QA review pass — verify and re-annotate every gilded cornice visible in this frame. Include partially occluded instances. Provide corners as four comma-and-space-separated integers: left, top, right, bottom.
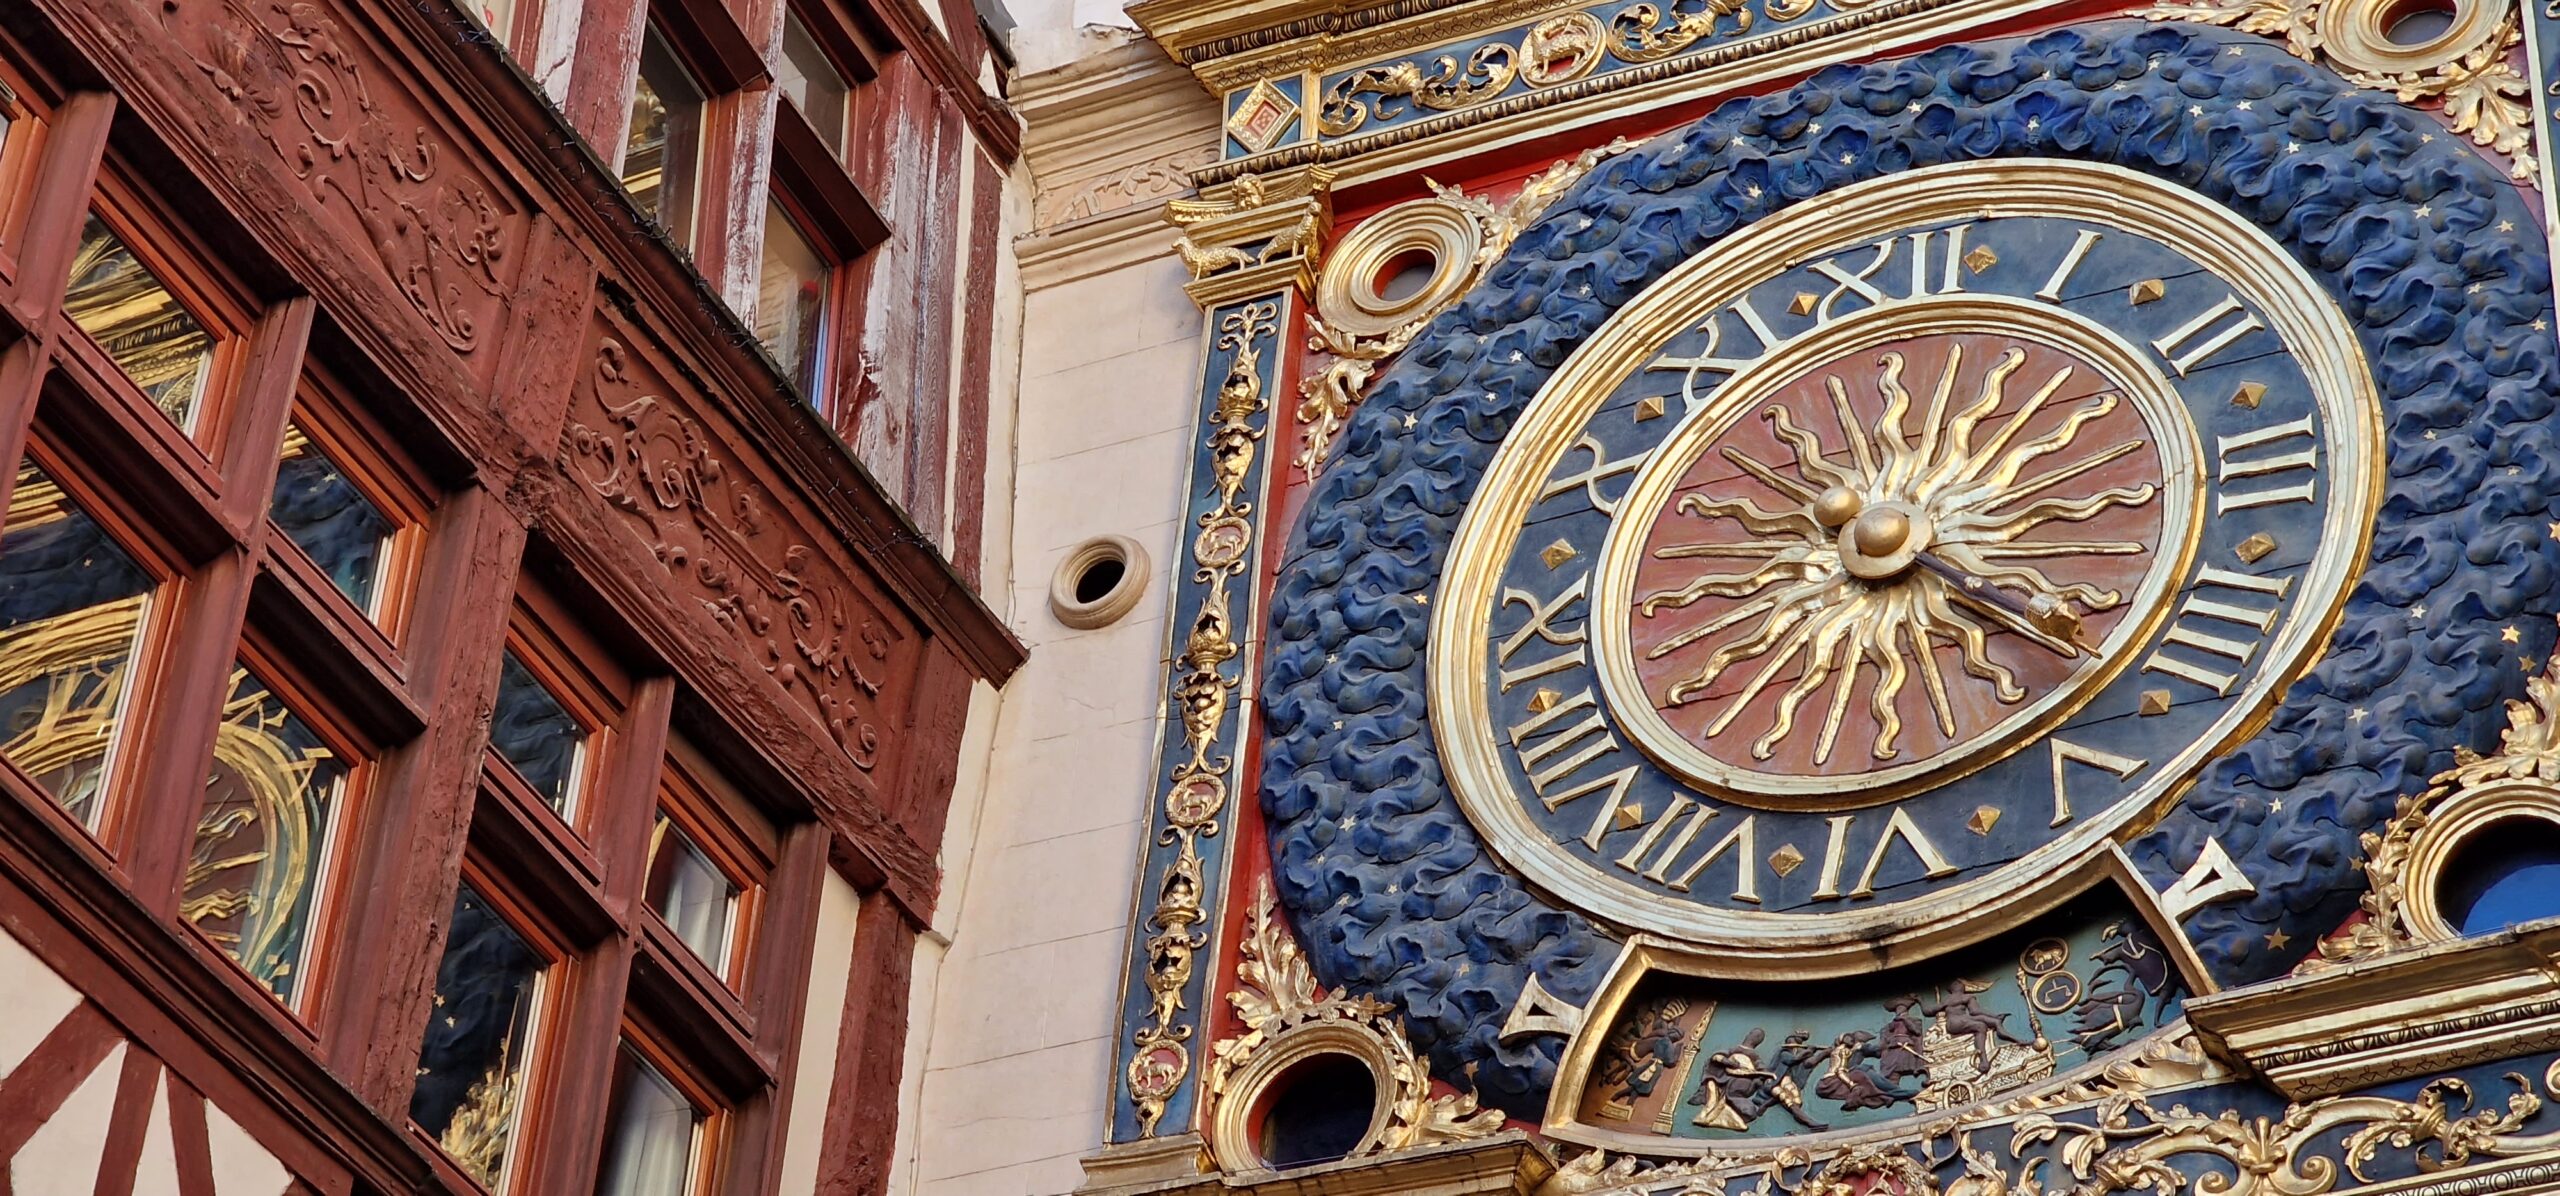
1178, 0, 2036, 191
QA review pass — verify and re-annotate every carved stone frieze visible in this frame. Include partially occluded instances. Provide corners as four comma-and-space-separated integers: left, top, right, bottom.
563, 326, 914, 772
153, 0, 524, 363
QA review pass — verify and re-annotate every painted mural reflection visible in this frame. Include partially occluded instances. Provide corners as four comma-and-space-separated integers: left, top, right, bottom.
412, 883, 545, 1188
182, 664, 350, 1006
1565, 893, 2188, 1143
0, 456, 152, 825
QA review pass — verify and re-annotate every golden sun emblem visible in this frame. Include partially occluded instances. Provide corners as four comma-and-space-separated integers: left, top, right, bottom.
1629, 336, 2165, 768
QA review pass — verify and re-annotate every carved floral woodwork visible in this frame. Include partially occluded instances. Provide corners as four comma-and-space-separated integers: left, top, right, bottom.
564, 328, 912, 773
151, 0, 524, 365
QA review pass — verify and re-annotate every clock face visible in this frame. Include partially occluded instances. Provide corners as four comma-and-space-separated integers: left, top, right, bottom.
1428, 161, 2380, 956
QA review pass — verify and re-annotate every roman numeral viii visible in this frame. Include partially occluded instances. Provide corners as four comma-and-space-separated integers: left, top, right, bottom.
2141, 566, 2295, 695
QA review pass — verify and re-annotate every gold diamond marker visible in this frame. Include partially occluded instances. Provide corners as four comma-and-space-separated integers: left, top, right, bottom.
1615, 804, 1645, 831
1527, 688, 1561, 714
2232, 381, 2267, 409
2139, 689, 2173, 716
1541, 539, 1578, 569
1769, 844, 1806, 876
2130, 278, 2167, 305
1967, 805, 2002, 836
1963, 245, 1999, 274
1790, 292, 1820, 316
2235, 532, 2277, 563
1634, 395, 1666, 422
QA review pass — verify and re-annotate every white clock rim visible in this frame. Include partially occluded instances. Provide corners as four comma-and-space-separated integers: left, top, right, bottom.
1425, 159, 2383, 962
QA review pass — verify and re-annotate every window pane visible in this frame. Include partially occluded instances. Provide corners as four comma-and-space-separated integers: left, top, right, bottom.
755, 201, 827, 398
646, 816, 737, 973
187, 665, 348, 1005
0, 457, 151, 825
622, 33, 704, 248
776, 11, 848, 153
413, 884, 544, 1189
596, 1048, 702, 1196
490, 650, 585, 812
270, 426, 396, 616
64, 213, 215, 432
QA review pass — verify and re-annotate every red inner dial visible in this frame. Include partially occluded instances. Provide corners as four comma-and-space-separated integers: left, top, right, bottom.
1625, 332, 2168, 779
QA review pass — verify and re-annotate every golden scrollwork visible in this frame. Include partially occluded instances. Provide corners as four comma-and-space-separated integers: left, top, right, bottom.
2147, 0, 2536, 182
2301, 619, 2560, 972
1317, 45, 1520, 137
1299, 139, 1637, 477
1545, 1052, 2560, 1196
1130, 302, 1281, 1140
1205, 881, 1508, 1171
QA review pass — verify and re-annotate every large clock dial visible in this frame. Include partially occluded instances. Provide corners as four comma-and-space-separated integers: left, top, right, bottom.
1428, 161, 2380, 959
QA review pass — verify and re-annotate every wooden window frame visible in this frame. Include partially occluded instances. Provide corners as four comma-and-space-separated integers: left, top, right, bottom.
0, 58, 52, 282
651, 736, 777, 996
411, 852, 577, 1195
270, 363, 436, 648
0, 427, 179, 850
608, 1019, 732, 1196
485, 583, 630, 856
184, 631, 383, 1030
64, 169, 260, 455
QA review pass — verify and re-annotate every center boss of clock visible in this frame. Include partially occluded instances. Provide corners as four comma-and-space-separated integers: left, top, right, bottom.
1428, 162, 2379, 958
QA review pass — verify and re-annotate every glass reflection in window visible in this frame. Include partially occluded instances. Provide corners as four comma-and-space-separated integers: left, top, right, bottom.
622, 31, 705, 248
187, 665, 348, 1005
271, 425, 397, 617
0, 457, 152, 825
413, 883, 544, 1189
595, 1047, 704, 1196
646, 815, 738, 974
491, 650, 585, 812
755, 200, 828, 398
64, 213, 215, 432
776, 10, 850, 154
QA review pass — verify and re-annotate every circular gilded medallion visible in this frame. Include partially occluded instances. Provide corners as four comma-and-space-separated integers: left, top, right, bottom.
1428, 160, 2378, 959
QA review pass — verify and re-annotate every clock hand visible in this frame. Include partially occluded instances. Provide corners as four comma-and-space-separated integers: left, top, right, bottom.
1910, 549, 2097, 659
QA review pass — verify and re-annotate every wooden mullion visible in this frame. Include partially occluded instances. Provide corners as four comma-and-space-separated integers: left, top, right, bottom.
0, 87, 110, 336
318, 488, 532, 1113
812, 890, 916, 1196
559, 0, 652, 160
516, 933, 637, 1195
211, 296, 314, 521
0, 338, 42, 517
109, 552, 256, 903
599, 676, 679, 901
732, 821, 824, 1196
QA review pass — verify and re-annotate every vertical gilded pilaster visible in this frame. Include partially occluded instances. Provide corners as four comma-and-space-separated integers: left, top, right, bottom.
1097, 169, 1331, 1168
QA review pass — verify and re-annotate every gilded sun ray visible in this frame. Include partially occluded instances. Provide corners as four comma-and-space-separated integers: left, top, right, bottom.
1631, 339, 2162, 764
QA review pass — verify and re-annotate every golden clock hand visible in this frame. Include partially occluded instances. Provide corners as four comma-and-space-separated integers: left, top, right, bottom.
1911, 549, 2096, 659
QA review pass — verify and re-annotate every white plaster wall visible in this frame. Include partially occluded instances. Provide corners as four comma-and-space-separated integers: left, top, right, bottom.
894, 166, 1206, 1195
1005, 0, 1142, 80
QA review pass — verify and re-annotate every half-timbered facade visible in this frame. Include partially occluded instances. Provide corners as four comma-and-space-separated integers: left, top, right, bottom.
0, 0, 1023, 1186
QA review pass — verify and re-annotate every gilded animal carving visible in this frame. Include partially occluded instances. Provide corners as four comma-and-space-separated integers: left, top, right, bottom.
1317, 44, 1519, 136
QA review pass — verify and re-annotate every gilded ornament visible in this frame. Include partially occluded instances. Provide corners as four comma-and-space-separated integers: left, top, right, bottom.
1225, 78, 1303, 155
1126, 299, 1281, 1138
1607, 0, 1753, 65
1317, 45, 1520, 137
1299, 140, 1637, 476
2302, 622, 2560, 972
1522, 12, 1609, 86
2148, 0, 2538, 182
1205, 883, 1507, 1170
